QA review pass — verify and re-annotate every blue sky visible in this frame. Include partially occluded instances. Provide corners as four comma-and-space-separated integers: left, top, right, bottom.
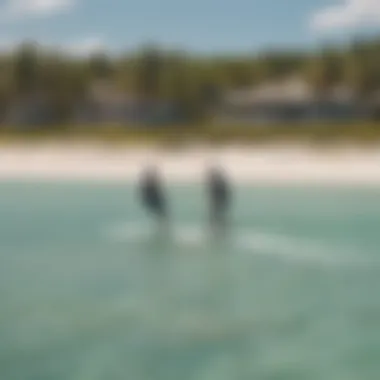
0, 0, 379, 54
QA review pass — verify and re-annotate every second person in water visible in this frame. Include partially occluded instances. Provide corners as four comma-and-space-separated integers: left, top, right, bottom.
206, 167, 231, 231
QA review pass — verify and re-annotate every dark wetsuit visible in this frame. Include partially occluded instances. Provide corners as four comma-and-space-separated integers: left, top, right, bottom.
208, 170, 231, 228
140, 171, 167, 220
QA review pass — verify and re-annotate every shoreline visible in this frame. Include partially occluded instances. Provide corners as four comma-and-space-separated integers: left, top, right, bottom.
0, 143, 380, 186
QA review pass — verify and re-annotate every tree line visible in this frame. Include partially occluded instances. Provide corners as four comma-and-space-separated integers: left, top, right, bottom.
1, 37, 380, 124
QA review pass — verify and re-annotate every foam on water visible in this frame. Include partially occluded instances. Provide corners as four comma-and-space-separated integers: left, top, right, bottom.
102, 221, 377, 266
104, 221, 150, 242
237, 230, 341, 264
104, 221, 208, 248
237, 229, 380, 267
175, 225, 206, 246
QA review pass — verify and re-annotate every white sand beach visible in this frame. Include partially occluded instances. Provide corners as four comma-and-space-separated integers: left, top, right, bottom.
0, 143, 380, 185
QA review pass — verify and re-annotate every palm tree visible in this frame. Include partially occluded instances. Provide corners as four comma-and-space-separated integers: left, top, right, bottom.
304, 48, 341, 99
12, 41, 40, 96
134, 44, 163, 100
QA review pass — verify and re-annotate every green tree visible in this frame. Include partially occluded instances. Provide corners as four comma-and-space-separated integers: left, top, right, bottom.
88, 52, 113, 80
344, 41, 377, 100
304, 49, 342, 98
12, 42, 40, 95
133, 44, 163, 100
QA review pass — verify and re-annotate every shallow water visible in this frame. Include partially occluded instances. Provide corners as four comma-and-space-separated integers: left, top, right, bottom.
0, 182, 380, 380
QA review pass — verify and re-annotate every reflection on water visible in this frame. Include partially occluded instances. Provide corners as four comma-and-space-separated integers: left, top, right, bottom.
1, 226, 258, 379
2, 220, 380, 379
1, 184, 380, 379
120, 226, 253, 380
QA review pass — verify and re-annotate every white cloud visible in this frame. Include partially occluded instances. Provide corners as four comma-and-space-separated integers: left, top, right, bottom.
0, 36, 106, 57
0, 38, 18, 52
311, 0, 380, 32
62, 37, 105, 56
1, 0, 75, 21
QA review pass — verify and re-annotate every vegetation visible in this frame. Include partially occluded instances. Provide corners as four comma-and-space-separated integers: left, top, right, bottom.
0, 37, 380, 142
1, 122, 380, 147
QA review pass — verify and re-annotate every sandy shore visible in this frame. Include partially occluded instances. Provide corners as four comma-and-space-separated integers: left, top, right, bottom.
0, 143, 380, 185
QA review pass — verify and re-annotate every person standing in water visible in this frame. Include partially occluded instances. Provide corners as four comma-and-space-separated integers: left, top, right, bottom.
207, 166, 231, 231
139, 166, 168, 226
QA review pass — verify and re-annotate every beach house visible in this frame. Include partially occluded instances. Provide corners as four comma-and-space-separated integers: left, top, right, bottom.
74, 80, 186, 126
214, 77, 367, 124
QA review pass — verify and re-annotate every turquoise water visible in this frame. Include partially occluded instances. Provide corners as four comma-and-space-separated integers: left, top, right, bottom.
1, 182, 380, 380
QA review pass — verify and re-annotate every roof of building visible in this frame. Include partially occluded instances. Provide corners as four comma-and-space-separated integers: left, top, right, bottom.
224, 76, 314, 105
223, 77, 358, 106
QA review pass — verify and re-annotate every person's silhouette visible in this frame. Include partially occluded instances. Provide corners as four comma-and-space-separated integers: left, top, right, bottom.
207, 166, 231, 231
139, 167, 168, 224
